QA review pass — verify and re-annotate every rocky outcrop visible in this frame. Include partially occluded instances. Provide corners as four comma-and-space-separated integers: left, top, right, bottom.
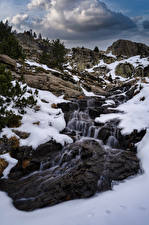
107, 40, 149, 57
71, 47, 101, 71
0, 54, 17, 69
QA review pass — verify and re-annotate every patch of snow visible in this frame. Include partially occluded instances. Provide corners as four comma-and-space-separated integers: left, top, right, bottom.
105, 52, 117, 59
25, 60, 61, 74
0, 154, 18, 178
102, 99, 115, 106
81, 86, 96, 97
64, 62, 73, 70
73, 75, 80, 82
85, 67, 94, 73
16, 63, 21, 68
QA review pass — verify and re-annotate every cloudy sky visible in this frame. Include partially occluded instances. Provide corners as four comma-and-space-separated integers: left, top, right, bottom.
0, 0, 149, 49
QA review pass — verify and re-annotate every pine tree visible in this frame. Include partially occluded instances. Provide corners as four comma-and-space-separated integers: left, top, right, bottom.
94, 46, 99, 53
0, 21, 25, 59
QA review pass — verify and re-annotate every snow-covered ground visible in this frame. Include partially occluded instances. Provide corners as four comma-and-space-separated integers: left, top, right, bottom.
1, 80, 149, 225
0, 82, 72, 149
95, 81, 149, 134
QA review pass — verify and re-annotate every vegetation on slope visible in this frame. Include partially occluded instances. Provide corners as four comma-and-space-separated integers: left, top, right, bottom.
0, 21, 25, 59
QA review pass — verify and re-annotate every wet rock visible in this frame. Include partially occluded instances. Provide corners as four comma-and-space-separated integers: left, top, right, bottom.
0, 139, 140, 211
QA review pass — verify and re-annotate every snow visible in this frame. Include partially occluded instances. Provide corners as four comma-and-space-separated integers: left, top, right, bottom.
64, 62, 73, 70
0, 154, 18, 178
81, 86, 96, 97
25, 60, 61, 74
95, 82, 149, 134
0, 83, 73, 149
104, 52, 117, 59
73, 75, 80, 82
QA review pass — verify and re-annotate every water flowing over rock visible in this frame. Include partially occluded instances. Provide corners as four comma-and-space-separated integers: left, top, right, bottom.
0, 83, 145, 211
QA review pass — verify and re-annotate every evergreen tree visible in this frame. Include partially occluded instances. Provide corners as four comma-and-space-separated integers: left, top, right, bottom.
38, 33, 42, 40
40, 39, 66, 69
94, 46, 99, 53
33, 32, 37, 39
0, 20, 25, 59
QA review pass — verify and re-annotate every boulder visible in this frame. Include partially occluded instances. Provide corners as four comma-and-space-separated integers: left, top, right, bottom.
24, 73, 82, 98
0, 54, 17, 69
115, 63, 135, 78
107, 39, 149, 57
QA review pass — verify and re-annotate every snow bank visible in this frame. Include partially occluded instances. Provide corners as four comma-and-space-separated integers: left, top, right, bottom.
95, 82, 149, 134
0, 83, 73, 149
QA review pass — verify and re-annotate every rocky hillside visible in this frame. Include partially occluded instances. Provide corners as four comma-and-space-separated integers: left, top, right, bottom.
0, 35, 149, 211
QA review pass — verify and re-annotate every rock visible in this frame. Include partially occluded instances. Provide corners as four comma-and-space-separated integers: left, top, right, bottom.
24, 73, 82, 98
115, 63, 135, 78
0, 54, 17, 69
0, 158, 8, 177
144, 66, 149, 77
103, 56, 116, 64
71, 47, 100, 71
93, 65, 110, 75
0, 139, 140, 211
135, 66, 144, 77
107, 39, 149, 57
12, 130, 30, 139
90, 85, 107, 96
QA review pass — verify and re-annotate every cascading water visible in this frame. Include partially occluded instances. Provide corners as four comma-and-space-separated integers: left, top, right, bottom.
65, 97, 121, 148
